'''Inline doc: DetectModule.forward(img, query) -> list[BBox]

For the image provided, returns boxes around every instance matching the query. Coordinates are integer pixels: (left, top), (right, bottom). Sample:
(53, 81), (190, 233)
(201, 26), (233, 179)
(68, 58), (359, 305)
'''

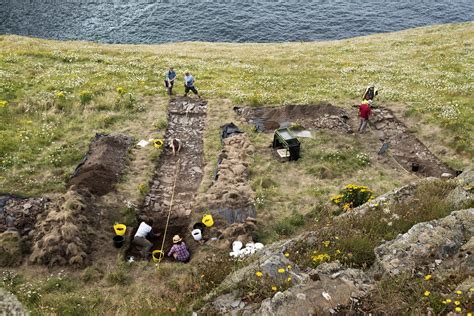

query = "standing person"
(132, 218), (160, 260)
(358, 100), (372, 133)
(183, 72), (200, 98)
(167, 235), (190, 263)
(164, 67), (177, 95)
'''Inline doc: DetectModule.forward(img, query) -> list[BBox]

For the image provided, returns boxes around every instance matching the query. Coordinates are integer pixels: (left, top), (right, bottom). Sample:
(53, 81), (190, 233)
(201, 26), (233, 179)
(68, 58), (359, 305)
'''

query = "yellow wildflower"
(284, 252), (289, 257)
(278, 268), (285, 273)
(467, 313), (472, 316)
(0, 100), (8, 108)
(271, 286), (277, 291)
(424, 274), (432, 281)
(287, 264), (292, 270)
(336, 249), (341, 254)
(55, 91), (65, 98)
(470, 287), (474, 292)
(255, 271), (263, 277)
(455, 307), (461, 313)
(455, 290), (462, 295)
(322, 241), (330, 247)
(116, 86), (126, 94)
(442, 300), (447, 304)
(287, 277), (292, 282)
(454, 301), (460, 306)
(446, 299), (452, 303)
(424, 291), (430, 297)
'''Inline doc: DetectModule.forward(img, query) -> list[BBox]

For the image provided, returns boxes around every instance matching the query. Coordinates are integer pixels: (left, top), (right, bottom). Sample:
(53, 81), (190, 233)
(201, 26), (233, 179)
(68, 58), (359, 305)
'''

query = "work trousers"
(132, 236), (153, 258)
(358, 118), (368, 132)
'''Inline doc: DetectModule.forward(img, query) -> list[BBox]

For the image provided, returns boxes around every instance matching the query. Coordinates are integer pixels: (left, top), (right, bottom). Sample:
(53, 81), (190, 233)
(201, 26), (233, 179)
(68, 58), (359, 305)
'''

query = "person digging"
(132, 218), (161, 260)
(183, 71), (201, 98)
(358, 99), (372, 133)
(167, 235), (190, 263)
(164, 67), (177, 95)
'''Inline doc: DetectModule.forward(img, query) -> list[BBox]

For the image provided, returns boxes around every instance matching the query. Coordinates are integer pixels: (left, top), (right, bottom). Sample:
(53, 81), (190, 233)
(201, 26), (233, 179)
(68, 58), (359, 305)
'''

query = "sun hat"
(173, 235), (182, 243)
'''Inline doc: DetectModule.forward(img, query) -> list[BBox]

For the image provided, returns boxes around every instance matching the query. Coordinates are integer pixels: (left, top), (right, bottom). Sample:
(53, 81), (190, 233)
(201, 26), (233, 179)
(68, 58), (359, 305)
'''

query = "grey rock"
(0, 288), (28, 316)
(374, 209), (474, 275)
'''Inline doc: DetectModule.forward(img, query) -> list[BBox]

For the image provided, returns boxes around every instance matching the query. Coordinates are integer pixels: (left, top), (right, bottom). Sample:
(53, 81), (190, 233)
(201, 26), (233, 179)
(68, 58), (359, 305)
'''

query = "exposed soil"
(237, 103), (455, 178)
(129, 97), (208, 259)
(236, 103), (352, 133)
(370, 107), (456, 177)
(68, 134), (134, 195)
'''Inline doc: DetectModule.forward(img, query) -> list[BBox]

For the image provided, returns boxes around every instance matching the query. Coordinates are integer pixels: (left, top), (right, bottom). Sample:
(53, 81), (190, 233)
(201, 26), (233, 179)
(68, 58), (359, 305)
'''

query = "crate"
(272, 128), (300, 161)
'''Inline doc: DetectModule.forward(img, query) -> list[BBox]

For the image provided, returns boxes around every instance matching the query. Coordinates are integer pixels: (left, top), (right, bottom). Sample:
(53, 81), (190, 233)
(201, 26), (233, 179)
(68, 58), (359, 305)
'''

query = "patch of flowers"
(355, 152), (371, 166)
(330, 184), (374, 212)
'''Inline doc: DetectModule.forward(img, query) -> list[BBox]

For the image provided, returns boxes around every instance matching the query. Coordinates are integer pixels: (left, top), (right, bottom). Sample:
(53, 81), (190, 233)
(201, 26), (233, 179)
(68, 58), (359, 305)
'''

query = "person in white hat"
(167, 234), (190, 263)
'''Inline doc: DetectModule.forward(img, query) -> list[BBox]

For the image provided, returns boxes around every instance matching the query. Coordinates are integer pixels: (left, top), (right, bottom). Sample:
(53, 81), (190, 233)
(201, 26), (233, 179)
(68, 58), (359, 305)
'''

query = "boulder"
(374, 209), (474, 275)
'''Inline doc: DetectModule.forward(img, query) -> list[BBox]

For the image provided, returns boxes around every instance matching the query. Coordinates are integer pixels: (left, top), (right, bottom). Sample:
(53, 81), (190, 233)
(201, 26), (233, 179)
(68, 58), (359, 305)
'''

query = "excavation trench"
(127, 97), (207, 260)
(238, 103), (455, 178)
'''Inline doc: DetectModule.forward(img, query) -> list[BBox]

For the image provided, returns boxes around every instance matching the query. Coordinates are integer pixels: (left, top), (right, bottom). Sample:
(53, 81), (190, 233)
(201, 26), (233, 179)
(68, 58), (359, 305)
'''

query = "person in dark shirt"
(164, 67), (177, 95)
(358, 100), (372, 133)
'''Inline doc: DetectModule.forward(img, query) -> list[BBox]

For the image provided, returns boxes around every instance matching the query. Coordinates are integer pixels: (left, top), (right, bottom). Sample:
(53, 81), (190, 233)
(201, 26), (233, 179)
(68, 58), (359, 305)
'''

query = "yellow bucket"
(113, 223), (127, 236)
(152, 250), (164, 263)
(202, 214), (214, 227)
(153, 139), (164, 149)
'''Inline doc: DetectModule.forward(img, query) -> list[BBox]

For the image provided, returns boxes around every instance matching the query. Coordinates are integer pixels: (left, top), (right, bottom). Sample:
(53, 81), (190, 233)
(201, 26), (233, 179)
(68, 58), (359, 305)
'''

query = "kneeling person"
(132, 219), (160, 259)
(167, 235), (190, 263)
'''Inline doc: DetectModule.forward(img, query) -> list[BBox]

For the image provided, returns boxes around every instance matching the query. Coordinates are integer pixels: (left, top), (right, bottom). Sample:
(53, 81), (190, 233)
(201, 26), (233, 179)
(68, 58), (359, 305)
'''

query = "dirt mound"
(237, 103), (352, 133)
(196, 133), (256, 224)
(371, 108), (456, 177)
(68, 133), (133, 195)
(29, 189), (97, 266)
(0, 195), (49, 236)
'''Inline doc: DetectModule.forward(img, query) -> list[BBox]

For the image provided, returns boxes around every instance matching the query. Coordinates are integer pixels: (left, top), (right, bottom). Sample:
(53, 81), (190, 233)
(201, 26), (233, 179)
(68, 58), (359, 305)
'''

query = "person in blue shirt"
(164, 67), (177, 95)
(183, 72), (201, 98)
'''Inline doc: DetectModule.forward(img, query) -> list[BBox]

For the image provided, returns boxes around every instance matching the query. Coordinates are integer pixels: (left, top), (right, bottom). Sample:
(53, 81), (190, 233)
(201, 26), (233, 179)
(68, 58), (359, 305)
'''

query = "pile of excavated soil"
(196, 133), (256, 224)
(0, 196), (49, 237)
(29, 189), (97, 266)
(237, 103), (352, 133)
(68, 133), (133, 195)
(370, 108), (456, 177)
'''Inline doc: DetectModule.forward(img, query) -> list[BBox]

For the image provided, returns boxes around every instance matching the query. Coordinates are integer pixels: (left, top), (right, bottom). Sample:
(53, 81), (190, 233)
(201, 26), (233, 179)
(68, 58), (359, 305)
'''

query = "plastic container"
(113, 235), (124, 248)
(202, 214), (214, 227)
(191, 229), (202, 241)
(152, 250), (164, 263)
(153, 139), (164, 149)
(113, 223), (127, 236)
(232, 240), (243, 252)
(193, 222), (204, 231)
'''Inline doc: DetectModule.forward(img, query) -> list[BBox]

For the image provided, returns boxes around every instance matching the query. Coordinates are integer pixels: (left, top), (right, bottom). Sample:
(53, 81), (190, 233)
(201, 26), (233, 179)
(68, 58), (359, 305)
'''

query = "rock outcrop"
(374, 208), (473, 275)
(0, 288), (28, 316)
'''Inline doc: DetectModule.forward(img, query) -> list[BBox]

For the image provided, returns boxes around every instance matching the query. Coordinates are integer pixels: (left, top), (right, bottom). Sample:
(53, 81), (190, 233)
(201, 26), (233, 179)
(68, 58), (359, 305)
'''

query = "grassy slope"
(0, 23), (473, 315)
(0, 22), (473, 195)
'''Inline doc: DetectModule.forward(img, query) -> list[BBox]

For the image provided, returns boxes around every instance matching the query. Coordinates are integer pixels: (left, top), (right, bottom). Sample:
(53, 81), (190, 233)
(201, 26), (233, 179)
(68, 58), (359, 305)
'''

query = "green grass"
(1, 22), (473, 195)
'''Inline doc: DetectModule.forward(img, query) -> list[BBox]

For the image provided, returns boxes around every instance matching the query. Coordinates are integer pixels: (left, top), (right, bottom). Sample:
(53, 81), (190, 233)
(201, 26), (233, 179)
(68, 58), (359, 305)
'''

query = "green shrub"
(79, 91), (93, 104)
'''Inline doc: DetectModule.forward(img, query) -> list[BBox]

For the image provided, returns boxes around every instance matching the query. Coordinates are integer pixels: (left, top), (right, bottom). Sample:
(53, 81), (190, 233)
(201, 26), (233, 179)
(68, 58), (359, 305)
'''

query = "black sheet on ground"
(221, 122), (243, 141)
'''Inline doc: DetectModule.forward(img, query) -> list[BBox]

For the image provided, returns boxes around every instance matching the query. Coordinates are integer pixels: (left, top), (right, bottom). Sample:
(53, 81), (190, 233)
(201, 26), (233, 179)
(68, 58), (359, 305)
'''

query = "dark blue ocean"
(0, 0), (472, 44)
